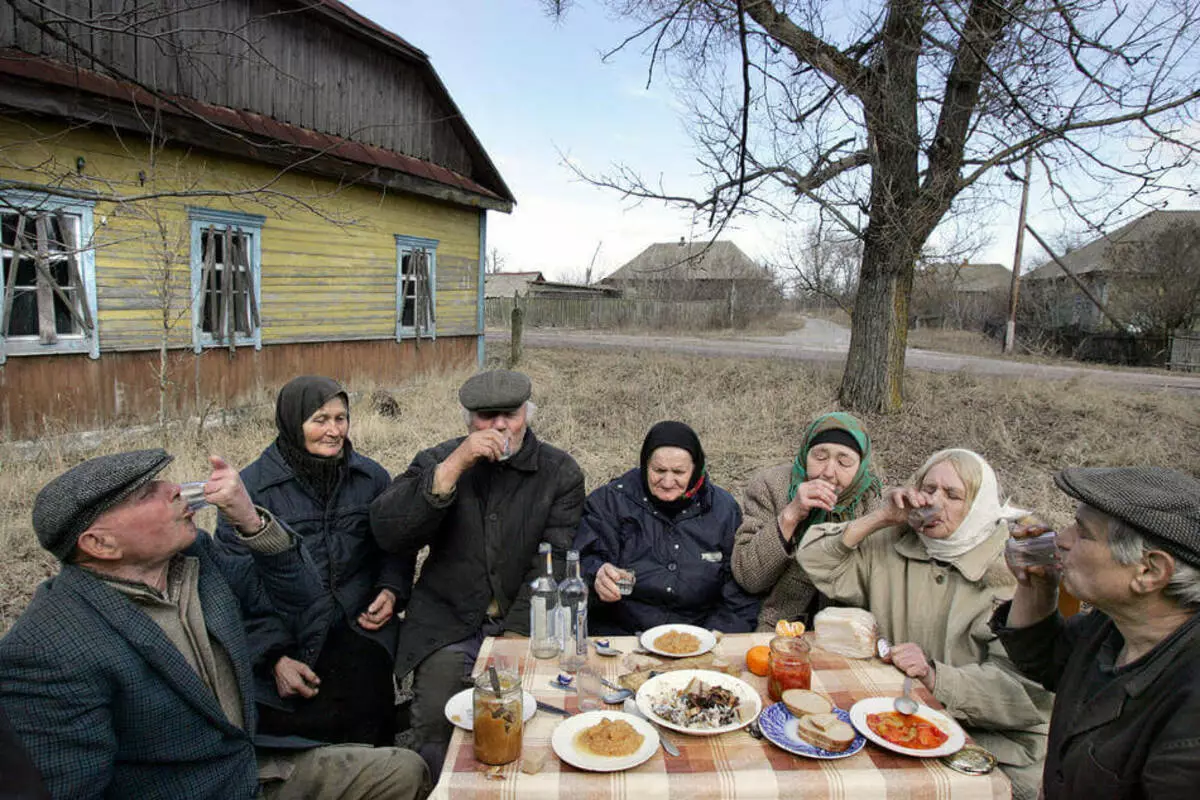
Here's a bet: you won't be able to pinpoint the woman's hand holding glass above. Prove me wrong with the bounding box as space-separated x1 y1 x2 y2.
779 480 840 540
594 562 633 603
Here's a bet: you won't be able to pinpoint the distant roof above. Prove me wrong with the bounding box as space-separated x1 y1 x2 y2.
485 272 545 297
920 262 1012 293
1025 210 1200 281
603 241 771 282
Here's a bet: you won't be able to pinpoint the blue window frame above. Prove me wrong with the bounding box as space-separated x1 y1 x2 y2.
0 190 99 363
188 207 264 352
395 234 437 340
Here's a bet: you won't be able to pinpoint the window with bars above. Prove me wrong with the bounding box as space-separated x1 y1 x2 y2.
0 193 98 362
189 208 264 352
395 235 437 339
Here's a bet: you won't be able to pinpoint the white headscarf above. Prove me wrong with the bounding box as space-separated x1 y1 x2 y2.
914 449 1024 562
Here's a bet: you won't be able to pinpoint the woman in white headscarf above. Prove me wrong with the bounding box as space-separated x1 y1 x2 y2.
797 449 1052 800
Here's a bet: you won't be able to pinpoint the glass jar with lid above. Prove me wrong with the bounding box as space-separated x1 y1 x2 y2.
767 634 812 702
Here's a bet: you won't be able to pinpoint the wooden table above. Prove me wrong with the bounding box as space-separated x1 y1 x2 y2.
430 633 1012 799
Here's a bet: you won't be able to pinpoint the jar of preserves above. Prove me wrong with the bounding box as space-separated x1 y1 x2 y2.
767 634 812 702
472 671 524 765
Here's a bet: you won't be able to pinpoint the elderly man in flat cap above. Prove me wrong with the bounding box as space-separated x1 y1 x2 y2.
992 466 1200 800
0 449 428 800
371 369 585 776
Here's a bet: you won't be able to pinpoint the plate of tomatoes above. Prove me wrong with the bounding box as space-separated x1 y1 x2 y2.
848 697 966 758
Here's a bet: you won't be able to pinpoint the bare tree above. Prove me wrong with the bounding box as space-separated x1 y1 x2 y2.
543 0 1200 411
1106 220 1200 336
485 247 507 275
779 224 861 314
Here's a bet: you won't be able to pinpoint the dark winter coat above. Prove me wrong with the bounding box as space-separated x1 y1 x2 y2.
216 443 412 709
575 468 760 635
370 429 585 679
994 603 1200 800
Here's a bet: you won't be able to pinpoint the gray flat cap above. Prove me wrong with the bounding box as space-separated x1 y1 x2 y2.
458 369 532 412
33 449 174 560
1055 466 1200 568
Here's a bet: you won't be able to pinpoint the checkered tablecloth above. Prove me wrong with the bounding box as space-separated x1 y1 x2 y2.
430 633 1012 799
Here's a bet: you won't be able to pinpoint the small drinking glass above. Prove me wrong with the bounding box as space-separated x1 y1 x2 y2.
575 664 603 712
179 481 211 512
1006 515 1059 568
907 504 941 531
615 568 637 596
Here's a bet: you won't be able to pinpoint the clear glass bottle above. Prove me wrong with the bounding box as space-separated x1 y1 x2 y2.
558 549 588 673
529 542 560 659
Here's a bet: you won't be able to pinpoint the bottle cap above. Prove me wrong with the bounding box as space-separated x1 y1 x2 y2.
940 744 997 775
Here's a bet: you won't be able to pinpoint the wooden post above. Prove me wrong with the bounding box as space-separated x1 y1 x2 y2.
1004 151 1033 354
510 301 524 367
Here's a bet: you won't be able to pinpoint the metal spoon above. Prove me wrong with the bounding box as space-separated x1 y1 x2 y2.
598 675 633 704
895 675 919 716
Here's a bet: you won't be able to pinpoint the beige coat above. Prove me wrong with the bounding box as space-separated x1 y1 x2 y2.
733 463 878 632
797 520 1052 777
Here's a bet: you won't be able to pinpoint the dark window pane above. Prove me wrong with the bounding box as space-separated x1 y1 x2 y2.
15 256 36 286
53 288 79 334
1 214 17 247
9 289 37 336
50 258 70 286
402 296 415 326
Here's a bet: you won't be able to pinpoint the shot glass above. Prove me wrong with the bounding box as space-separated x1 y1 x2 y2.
1006 515 1058 568
179 481 212 513
575 665 603 712
907 504 941 531
497 436 513 462
615 568 637 596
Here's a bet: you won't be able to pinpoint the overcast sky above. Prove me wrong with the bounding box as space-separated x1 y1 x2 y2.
344 1 1197 282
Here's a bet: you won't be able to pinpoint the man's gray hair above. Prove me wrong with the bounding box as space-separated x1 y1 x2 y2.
1108 515 1200 608
461 400 537 426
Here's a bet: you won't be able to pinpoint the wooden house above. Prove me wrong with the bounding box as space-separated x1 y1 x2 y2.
485 271 619 299
601 240 776 304
910 262 1011 329
0 0 513 439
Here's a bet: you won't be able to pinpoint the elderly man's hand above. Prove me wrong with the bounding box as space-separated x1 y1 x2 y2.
274 655 320 699
357 589 396 630
432 430 509 494
204 455 260 533
594 563 625 603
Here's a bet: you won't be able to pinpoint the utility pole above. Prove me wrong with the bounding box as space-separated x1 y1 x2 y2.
1004 151 1034 354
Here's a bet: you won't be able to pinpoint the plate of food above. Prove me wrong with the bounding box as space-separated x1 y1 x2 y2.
551 710 660 772
635 669 761 736
443 688 538 731
757 689 865 759
848 697 966 758
639 624 717 658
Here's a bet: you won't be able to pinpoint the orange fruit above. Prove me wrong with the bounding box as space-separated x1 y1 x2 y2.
775 619 806 637
746 645 771 676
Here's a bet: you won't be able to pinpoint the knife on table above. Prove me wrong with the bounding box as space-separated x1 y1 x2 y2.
535 700 572 717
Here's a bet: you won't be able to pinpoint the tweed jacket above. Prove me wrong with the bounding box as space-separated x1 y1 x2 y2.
371 429 585 679
0 532 316 800
733 463 879 632
798 521 1053 772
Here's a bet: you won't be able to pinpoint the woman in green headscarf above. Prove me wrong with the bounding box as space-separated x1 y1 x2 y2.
731 412 882 631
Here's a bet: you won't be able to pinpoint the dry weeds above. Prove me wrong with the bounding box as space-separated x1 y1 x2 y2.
2 347 1197 632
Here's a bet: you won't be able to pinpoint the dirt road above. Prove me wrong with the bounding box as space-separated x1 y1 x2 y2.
486 321 1200 394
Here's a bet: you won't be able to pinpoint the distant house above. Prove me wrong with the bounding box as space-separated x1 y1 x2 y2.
485 271 617 299
1022 210 1200 332
0 0 514 438
601 240 776 303
911 262 1011 329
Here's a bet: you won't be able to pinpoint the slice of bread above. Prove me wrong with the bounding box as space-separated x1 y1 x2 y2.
795 712 856 752
781 689 833 719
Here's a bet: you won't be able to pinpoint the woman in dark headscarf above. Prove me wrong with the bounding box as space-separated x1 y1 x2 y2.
574 421 760 635
732 411 883 631
216 375 413 746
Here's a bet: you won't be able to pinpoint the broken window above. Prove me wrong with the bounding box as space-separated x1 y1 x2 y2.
395 235 437 339
0 195 98 361
189 209 264 352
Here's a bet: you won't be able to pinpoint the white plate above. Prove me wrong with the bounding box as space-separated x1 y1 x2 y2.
757 702 866 760
848 697 966 758
551 710 659 772
639 624 717 658
443 688 537 731
635 669 761 736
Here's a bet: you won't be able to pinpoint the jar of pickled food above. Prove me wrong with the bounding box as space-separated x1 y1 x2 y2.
472 672 524 765
767 634 812 702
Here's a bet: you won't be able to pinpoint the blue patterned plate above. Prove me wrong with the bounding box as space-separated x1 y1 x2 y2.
757 703 866 760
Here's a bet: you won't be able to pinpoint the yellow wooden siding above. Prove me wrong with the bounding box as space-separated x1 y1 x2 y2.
0 117 484 351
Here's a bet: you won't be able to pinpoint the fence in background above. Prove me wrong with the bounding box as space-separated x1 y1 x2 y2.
1169 333 1200 372
485 296 738 330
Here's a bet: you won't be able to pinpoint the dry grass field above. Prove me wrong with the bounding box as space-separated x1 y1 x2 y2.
2 346 1197 632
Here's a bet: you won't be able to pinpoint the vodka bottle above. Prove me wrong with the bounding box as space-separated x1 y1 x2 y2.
558 549 589 673
529 542 560 658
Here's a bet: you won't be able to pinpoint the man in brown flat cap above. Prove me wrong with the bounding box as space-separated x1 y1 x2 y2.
0 449 428 800
371 369 585 777
992 466 1200 800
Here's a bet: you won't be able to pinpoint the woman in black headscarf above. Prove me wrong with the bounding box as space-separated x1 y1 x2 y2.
574 421 760 634
216 375 413 746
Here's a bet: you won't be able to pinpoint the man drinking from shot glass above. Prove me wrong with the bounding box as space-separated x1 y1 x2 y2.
371 369 585 779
